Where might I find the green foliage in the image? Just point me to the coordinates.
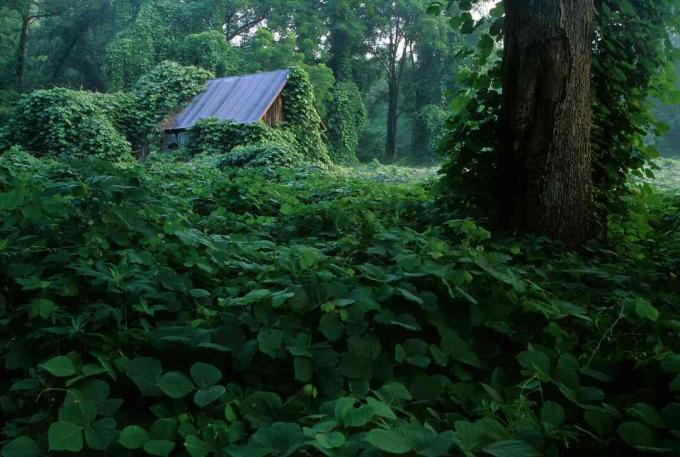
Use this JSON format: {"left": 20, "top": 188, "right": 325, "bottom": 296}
{"left": 0, "top": 148, "right": 679, "bottom": 456}
{"left": 282, "top": 66, "right": 331, "bottom": 164}
{"left": 437, "top": 0, "right": 680, "bottom": 228}
{"left": 415, "top": 104, "right": 448, "bottom": 157}
{"left": 0, "top": 90, "right": 19, "bottom": 123}
{"left": 104, "top": 35, "right": 155, "bottom": 92}
{"left": 131, "top": 61, "right": 213, "bottom": 154}
{"left": 186, "top": 118, "right": 299, "bottom": 160}
{"left": 0, "top": 88, "right": 133, "bottom": 161}
{"left": 179, "top": 31, "right": 238, "bottom": 77}
{"left": 133, "top": 61, "right": 213, "bottom": 126}
{"left": 219, "top": 141, "right": 304, "bottom": 169}
{"left": 327, "top": 81, "right": 367, "bottom": 164}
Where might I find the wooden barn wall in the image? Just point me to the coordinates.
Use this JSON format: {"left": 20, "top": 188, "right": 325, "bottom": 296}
{"left": 263, "top": 95, "right": 283, "bottom": 126}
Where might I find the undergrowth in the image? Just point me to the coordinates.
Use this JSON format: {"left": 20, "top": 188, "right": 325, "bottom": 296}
{"left": 1, "top": 150, "right": 679, "bottom": 457}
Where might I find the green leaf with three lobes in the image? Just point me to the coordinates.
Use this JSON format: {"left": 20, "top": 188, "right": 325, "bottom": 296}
{"left": 48, "top": 421, "right": 83, "bottom": 452}
{"left": 1, "top": 437, "right": 40, "bottom": 457}
{"left": 119, "top": 425, "right": 150, "bottom": 449}
{"left": 40, "top": 355, "right": 76, "bottom": 377}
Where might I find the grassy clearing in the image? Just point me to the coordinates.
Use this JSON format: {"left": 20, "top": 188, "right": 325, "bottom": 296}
{"left": 652, "top": 157, "right": 680, "bottom": 192}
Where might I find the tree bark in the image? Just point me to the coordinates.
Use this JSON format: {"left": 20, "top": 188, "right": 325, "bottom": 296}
{"left": 16, "top": 14, "right": 31, "bottom": 90}
{"left": 386, "top": 69, "right": 399, "bottom": 159}
{"left": 499, "top": 0, "right": 594, "bottom": 244}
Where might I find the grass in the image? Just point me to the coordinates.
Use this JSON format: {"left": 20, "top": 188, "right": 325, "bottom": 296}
{"left": 652, "top": 157, "right": 680, "bottom": 192}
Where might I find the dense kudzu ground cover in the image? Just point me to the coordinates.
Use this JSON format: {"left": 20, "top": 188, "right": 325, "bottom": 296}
{"left": 1, "top": 149, "right": 680, "bottom": 457}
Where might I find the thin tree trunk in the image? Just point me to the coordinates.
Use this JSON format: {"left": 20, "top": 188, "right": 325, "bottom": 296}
{"left": 386, "top": 70, "right": 399, "bottom": 159}
{"left": 16, "top": 14, "right": 31, "bottom": 90}
{"left": 499, "top": 0, "right": 594, "bottom": 244}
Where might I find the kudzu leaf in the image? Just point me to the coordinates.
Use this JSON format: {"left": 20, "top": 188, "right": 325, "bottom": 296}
{"left": 119, "top": 425, "right": 150, "bottom": 449}
{"left": 541, "top": 401, "right": 565, "bottom": 427}
{"left": 185, "top": 435, "right": 210, "bottom": 457}
{"left": 617, "top": 421, "right": 655, "bottom": 448}
{"left": 158, "top": 371, "right": 194, "bottom": 398}
{"left": 48, "top": 421, "right": 83, "bottom": 452}
{"left": 127, "top": 357, "right": 162, "bottom": 396}
{"left": 143, "top": 439, "right": 175, "bottom": 457}
{"left": 365, "top": 428, "right": 412, "bottom": 453}
{"left": 40, "top": 356, "right": 76, "bottom": 377}
{"left": 191, "top": 362, "right": 222, "bottom": 388}
{"left": 1, "top": 437, "right": 40, "bottom": 457}
{"left": 482, "top": 439, "right": 537, "bottom": 457}
{"left": 85, "top": 418, "right": 117, "bottom": 451}
{"left": 194, "top": 385, "right": 226, "bottom": 408}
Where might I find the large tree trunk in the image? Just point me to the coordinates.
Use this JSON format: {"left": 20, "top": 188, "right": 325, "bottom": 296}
{"left": 499, "top": 0, "right": 594, "bottom": 244}
{"left": 16, "top": 14, "right": 31, "bottom": 90}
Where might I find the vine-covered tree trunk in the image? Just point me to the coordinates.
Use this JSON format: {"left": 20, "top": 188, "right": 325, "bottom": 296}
{"left": 499, "top": 0, "right": 594, "bottom": 244}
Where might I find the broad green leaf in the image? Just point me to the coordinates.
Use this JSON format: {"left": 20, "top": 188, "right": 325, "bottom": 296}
{"left": 541, "top": 401, "right": 565, "bottom": 427}
{"left": 634, "top": 298, "right": 659, "bottom": 322}
{"left": 49, "top": 421, "right": 83, "bottom": 452}
{"left": 250, "top": 422, "right": 305, "bottom": 457}
{"left": 119, "top": 425, "right": 150, "bottom": 449}
{"left": 319, "top": 313, "right": 344, "bottom": 342}
{"left": 584, "top": 409, "right": 613, "bottom": 436}
{"left": 517, "top": 350, "right": 551, "bottom": 375}
{"left": 127, "top": 357, "right": 162, "bottom": 396}
{"left": 143, "top": 439, "right": 176, "bottom": 457}
{"left": 294, "top": 358, "right": 312, "bottom": 382}
{"left": 365, "top": 428, "right": 412, "bottom": 454}
{"left": 1, "top": 437, "right": 40, "bottom": 457}
{"left": 617, "top": 421, "right": 655, "bottom": 448}
{"left": 482, "top": 439, "right": 536, "bottom": 457}
{"left": 158, "top": 371, "right": 194, "bottom": 398}
{"left": 191, "top": 362, "right": 222, "bottom": 388}
{"left": 40, "top": 356, "right": 76, "bottom": 377}
{"left": 315, "top": 431, "right": 346, "bottom": 449}
{"left": 239, "top": 392, "right": 282, "bottom": 427}
{"left": 85, "top": 418, "right": 117, "bottom": 451}
{"left": 185, "top": 435, "right": 210, "bottom": 457}
{"left": 194, "top": 385, "right": 226, "bottom": 408}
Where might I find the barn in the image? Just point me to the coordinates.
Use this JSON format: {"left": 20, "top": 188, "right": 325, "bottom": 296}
{"left": 164, "top": 69, "right": 290, "bottom": 148}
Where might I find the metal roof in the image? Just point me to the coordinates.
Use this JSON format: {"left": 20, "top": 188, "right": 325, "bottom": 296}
{"left": 170, "top": 69, "right": 290, "bottom": 131}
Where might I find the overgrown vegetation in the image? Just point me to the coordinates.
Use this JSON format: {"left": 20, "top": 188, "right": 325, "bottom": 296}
{"left": 1, "top": 149, "right": 679, "bottom": 456}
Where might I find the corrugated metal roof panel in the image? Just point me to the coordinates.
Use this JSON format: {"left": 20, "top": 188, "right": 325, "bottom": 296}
{"left": 170, "top": 69, "right": 290, "bottom": 131}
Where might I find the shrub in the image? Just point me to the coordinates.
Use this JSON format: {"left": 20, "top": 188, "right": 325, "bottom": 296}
{"left": 186, "top": 118, "right": 299, "bottom": 157}
{"left": 179, "top": 30, "right": 239, "bottom": 76}
{"left": 104, "top": 35, "right": 155, "bottom": 92}
{"left": 327, "top": 81, "right": 367, "bottom": 164}
{"left": 219, "top": 141, "right": 304, "bottom": 168}
{"left": 0, "top": 88, "right": 133, "bottom": 161}
{"left": 282, "top": 67, "right": 331, "bottom": 164}
{"left": 414, "top": 104, "right": 447, "bottom": 158}
{"left": 131, "top": 61, "right": 213, "bottom": 154}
